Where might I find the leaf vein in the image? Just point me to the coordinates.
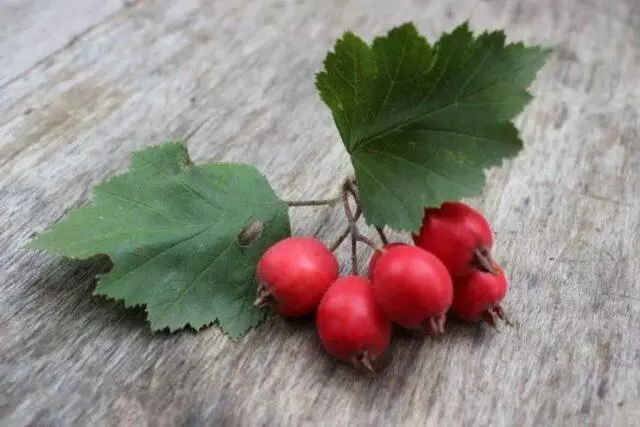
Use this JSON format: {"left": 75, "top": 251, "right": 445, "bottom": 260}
{"left": 154, "top": 232, "right": 237, "bottom": 324}
{"left": 101, "top": 224, "right": 215, "bottom": 290}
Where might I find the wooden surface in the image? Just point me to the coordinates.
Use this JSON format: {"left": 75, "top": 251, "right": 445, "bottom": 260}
{"left": 1, "top": 0, "right": 639, "bottom": 425}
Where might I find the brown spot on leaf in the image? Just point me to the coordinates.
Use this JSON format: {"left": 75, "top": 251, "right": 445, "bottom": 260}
{"left": 237, "top": 220, "right": 264, "bottom": 246}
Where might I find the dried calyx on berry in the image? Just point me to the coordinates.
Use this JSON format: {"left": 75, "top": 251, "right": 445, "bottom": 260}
{"left": 316, "top": 276, "right": 392, "bottom": 373}
{"left": 450, "top": 265, "right": 512, "bottom": 329}
{"left": 370, "top": 245, "right": 454, "bottom": 336}
{"left": 255, "top": 236, "right": 338, "bottom": 317}
{"left": 413, "top": 202, "right": 498, "bottom": 278}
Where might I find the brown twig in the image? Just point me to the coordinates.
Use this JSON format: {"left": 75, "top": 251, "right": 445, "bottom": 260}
{"left": 284, "top": 196, "right": 342, "bottom": 207}
{"left": 343, "top": 180, "right": 379, "bottom": 250}
{"left": 375, "top": 226, "right": 389, "bottom": 245}
{"left": 350, "top": 226, "right": 358, "bottom": 275}
{"left": 329, "top": 206, "right": 362, "bottom": 252}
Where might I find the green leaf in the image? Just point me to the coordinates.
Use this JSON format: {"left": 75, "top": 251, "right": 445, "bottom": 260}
{"left": 316, "top": 22, "right": 550, "bottom": 231}
{"left": 28, "top": 142, "right": 291, "bottom": 338}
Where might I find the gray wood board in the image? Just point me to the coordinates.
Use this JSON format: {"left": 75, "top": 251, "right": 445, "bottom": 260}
{"left": 1, "top": 0, "right": 639, "bottom": 425}
{"left": 0, "top": 0, "right": 132, "bottom": 88}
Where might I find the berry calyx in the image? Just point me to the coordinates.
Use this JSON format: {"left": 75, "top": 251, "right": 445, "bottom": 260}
{"left": 450, "top": 266, "right": 510, "bottom": 327}
{"left": 366, "top": 242, "right": 407, "bottom": 279}
{"left": 371, "top": 245, "right": 453, "bottom": 335}
{"left": 316, "top": 275, "right": 392, "bottom": 372}
{"left": 412, "top": 202, "right": 496, "bottom": 278}
{"left": 255, "top": 236, "right": 339, "bottom": 317}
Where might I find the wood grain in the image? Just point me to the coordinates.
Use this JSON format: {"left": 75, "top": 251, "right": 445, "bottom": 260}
{"left": 1, "top": 0, "right": 639, "bottom": 425}
{"left": 0, "top": 0, "right": 132, "bottom": 88}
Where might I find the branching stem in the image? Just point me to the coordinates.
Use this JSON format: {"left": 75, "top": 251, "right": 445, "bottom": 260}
{"left": 333, "top": 179, "right": 381, "bottom": 274}
{"left": 343, "top": 180, "right": 380, "bottom": 251}
{"left": 329, "top": 206, "right": 362, "bottom": 252}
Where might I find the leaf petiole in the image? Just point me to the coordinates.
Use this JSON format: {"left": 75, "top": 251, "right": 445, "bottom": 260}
{"left": 284, "top": 197, "right": 342, "bottom": 207}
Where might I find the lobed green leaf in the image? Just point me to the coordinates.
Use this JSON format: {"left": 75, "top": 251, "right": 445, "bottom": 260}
{"left": 28, "top": 142, "right": 291, "bottom": 338}
{"left": 317, "top": 22, "right": 550, "bottom": 231}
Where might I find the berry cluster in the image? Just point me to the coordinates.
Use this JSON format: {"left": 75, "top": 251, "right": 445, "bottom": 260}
{"left": 255, "top": 181, "right": 510, "bottom": 373}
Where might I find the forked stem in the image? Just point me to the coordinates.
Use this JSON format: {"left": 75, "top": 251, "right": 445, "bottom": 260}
{"left": 342, "top": 180, "right": 360, "bottom": 274}
{"left": 329, "top": 206, "right": 362, "bottom": 252}
{"left": 343, "top": 180, "right": 380, "bottom": 251}
{"left": 328, "top": 178, "right": 381, "bottom": 273}
{"left": 339, "top": 179, "right": 383, "bottom": 274}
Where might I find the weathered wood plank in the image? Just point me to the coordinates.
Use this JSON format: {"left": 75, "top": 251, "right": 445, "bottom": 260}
{"left": 0, "top": 0, "right": 130, "bottom": 88}
{"left": 1, "top": 0, "right": 639, "bottom": 426}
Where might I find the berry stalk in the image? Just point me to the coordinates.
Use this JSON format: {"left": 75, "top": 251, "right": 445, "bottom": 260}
{"left": 375, "top": 226, "right": 389, "bottom": 245}
{"left": 342, "top": 179, "right": 379, "bottom": 251}
{"left": 329, "top": 206, "right": 362, "bottom": 252}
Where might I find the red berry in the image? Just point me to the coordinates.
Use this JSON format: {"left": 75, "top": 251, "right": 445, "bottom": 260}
{"left": 450, "top": 266, "right": 509, "bottom": 327}
{"left": 316, "top": 276, "right": 392, "bottom": 372}
{"left": 371, "top": 245, "right": 453, "bottom": 335}
{"left": 413, "top": 202, "right": 495, "bottom": 278}
{"left": 367, "top": 242, "right": 407, "bottom": 279}
{"left": 255, "top": 236, "right": 338, "bottom": 317}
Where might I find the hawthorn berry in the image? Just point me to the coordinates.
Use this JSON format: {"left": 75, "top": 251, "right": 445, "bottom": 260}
{"left": 371, "top": 245, "right": 453, "bottom": 335}
{"left": 366, "top": 242, "right": 406, "bottom": 279}
{"left": 413, "top": 202, "right": 496, "bottom": 278}
{"left": 316, "top": 275, "right": 392, "bottom": 372}
{"left": 255, "top": 236, "right": 338, "bottom": 317}
{"left": 450, "top": 265, "right": 510, "bottom": 327}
